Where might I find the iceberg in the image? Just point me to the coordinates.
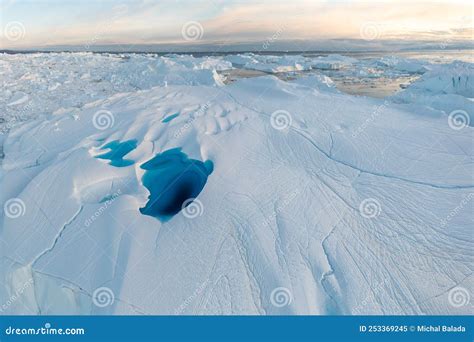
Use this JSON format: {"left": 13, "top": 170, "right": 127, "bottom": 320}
{"left": 392, "top": 61, "right": 474, "bottom": 125}
{"left": 310, "top": 54, "right": 358, "bottom": 70}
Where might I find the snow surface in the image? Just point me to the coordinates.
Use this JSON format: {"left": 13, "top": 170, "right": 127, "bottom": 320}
{"left": 392, "top": 61, "right": 474, "bottom": 125}
{"left": 1, "top": 52, "right": 473, "bottom": 315}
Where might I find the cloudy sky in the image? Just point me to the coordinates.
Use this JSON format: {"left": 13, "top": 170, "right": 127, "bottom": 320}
{"left": 1, "top": 0, "right": 472, "bottom": 50}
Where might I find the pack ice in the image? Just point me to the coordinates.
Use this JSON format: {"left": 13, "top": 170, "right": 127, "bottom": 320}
{"left": 1, "top": 53, "right": 473, "bottom": 315}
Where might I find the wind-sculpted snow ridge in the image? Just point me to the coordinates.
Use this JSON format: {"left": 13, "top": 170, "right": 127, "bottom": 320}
{"left": 1, "top": 55, "right": 473, "bottom": 316}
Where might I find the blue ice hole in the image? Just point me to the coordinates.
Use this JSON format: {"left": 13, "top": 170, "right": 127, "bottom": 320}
{"left": 139, "top": 148, "right": 213, "bottom": 221}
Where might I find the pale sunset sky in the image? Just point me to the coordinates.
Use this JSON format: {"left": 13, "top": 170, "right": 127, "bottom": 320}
{"left": 1, "top": 0, "right": 472, "bottom": 50}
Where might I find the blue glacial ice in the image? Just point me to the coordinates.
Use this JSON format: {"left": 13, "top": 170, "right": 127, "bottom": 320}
{"left": 139, "top": 148, "right": 213, "bottom": 221}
